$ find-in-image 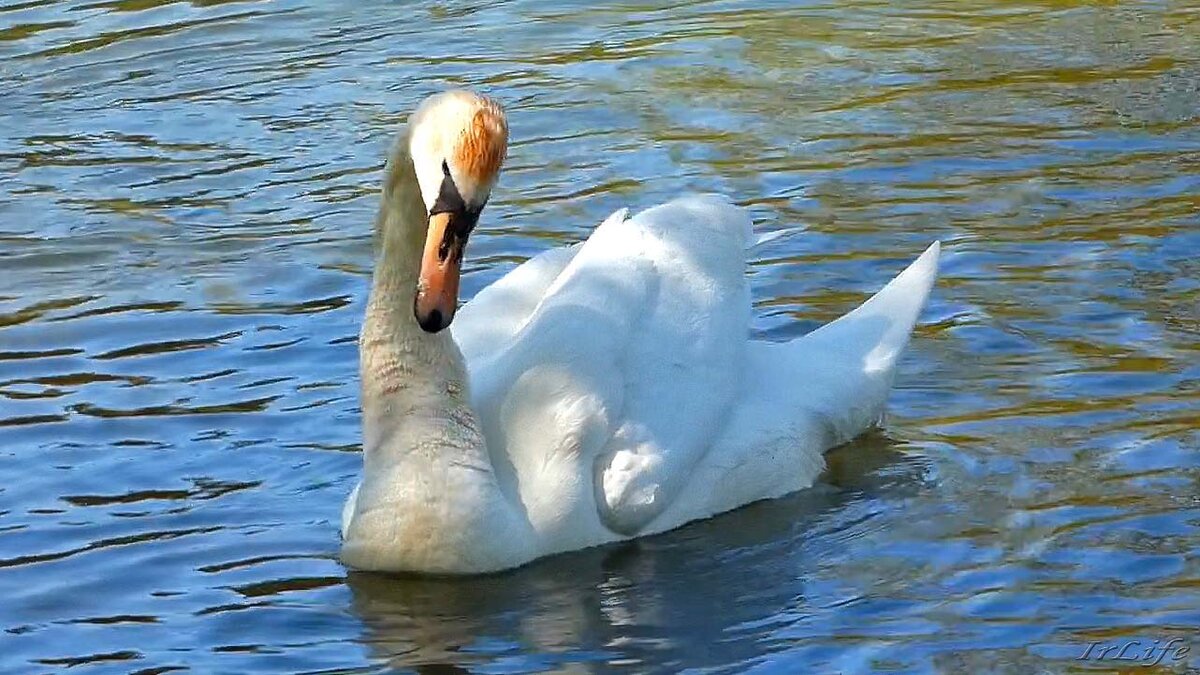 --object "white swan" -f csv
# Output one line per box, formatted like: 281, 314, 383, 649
341, 90, 940, 574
